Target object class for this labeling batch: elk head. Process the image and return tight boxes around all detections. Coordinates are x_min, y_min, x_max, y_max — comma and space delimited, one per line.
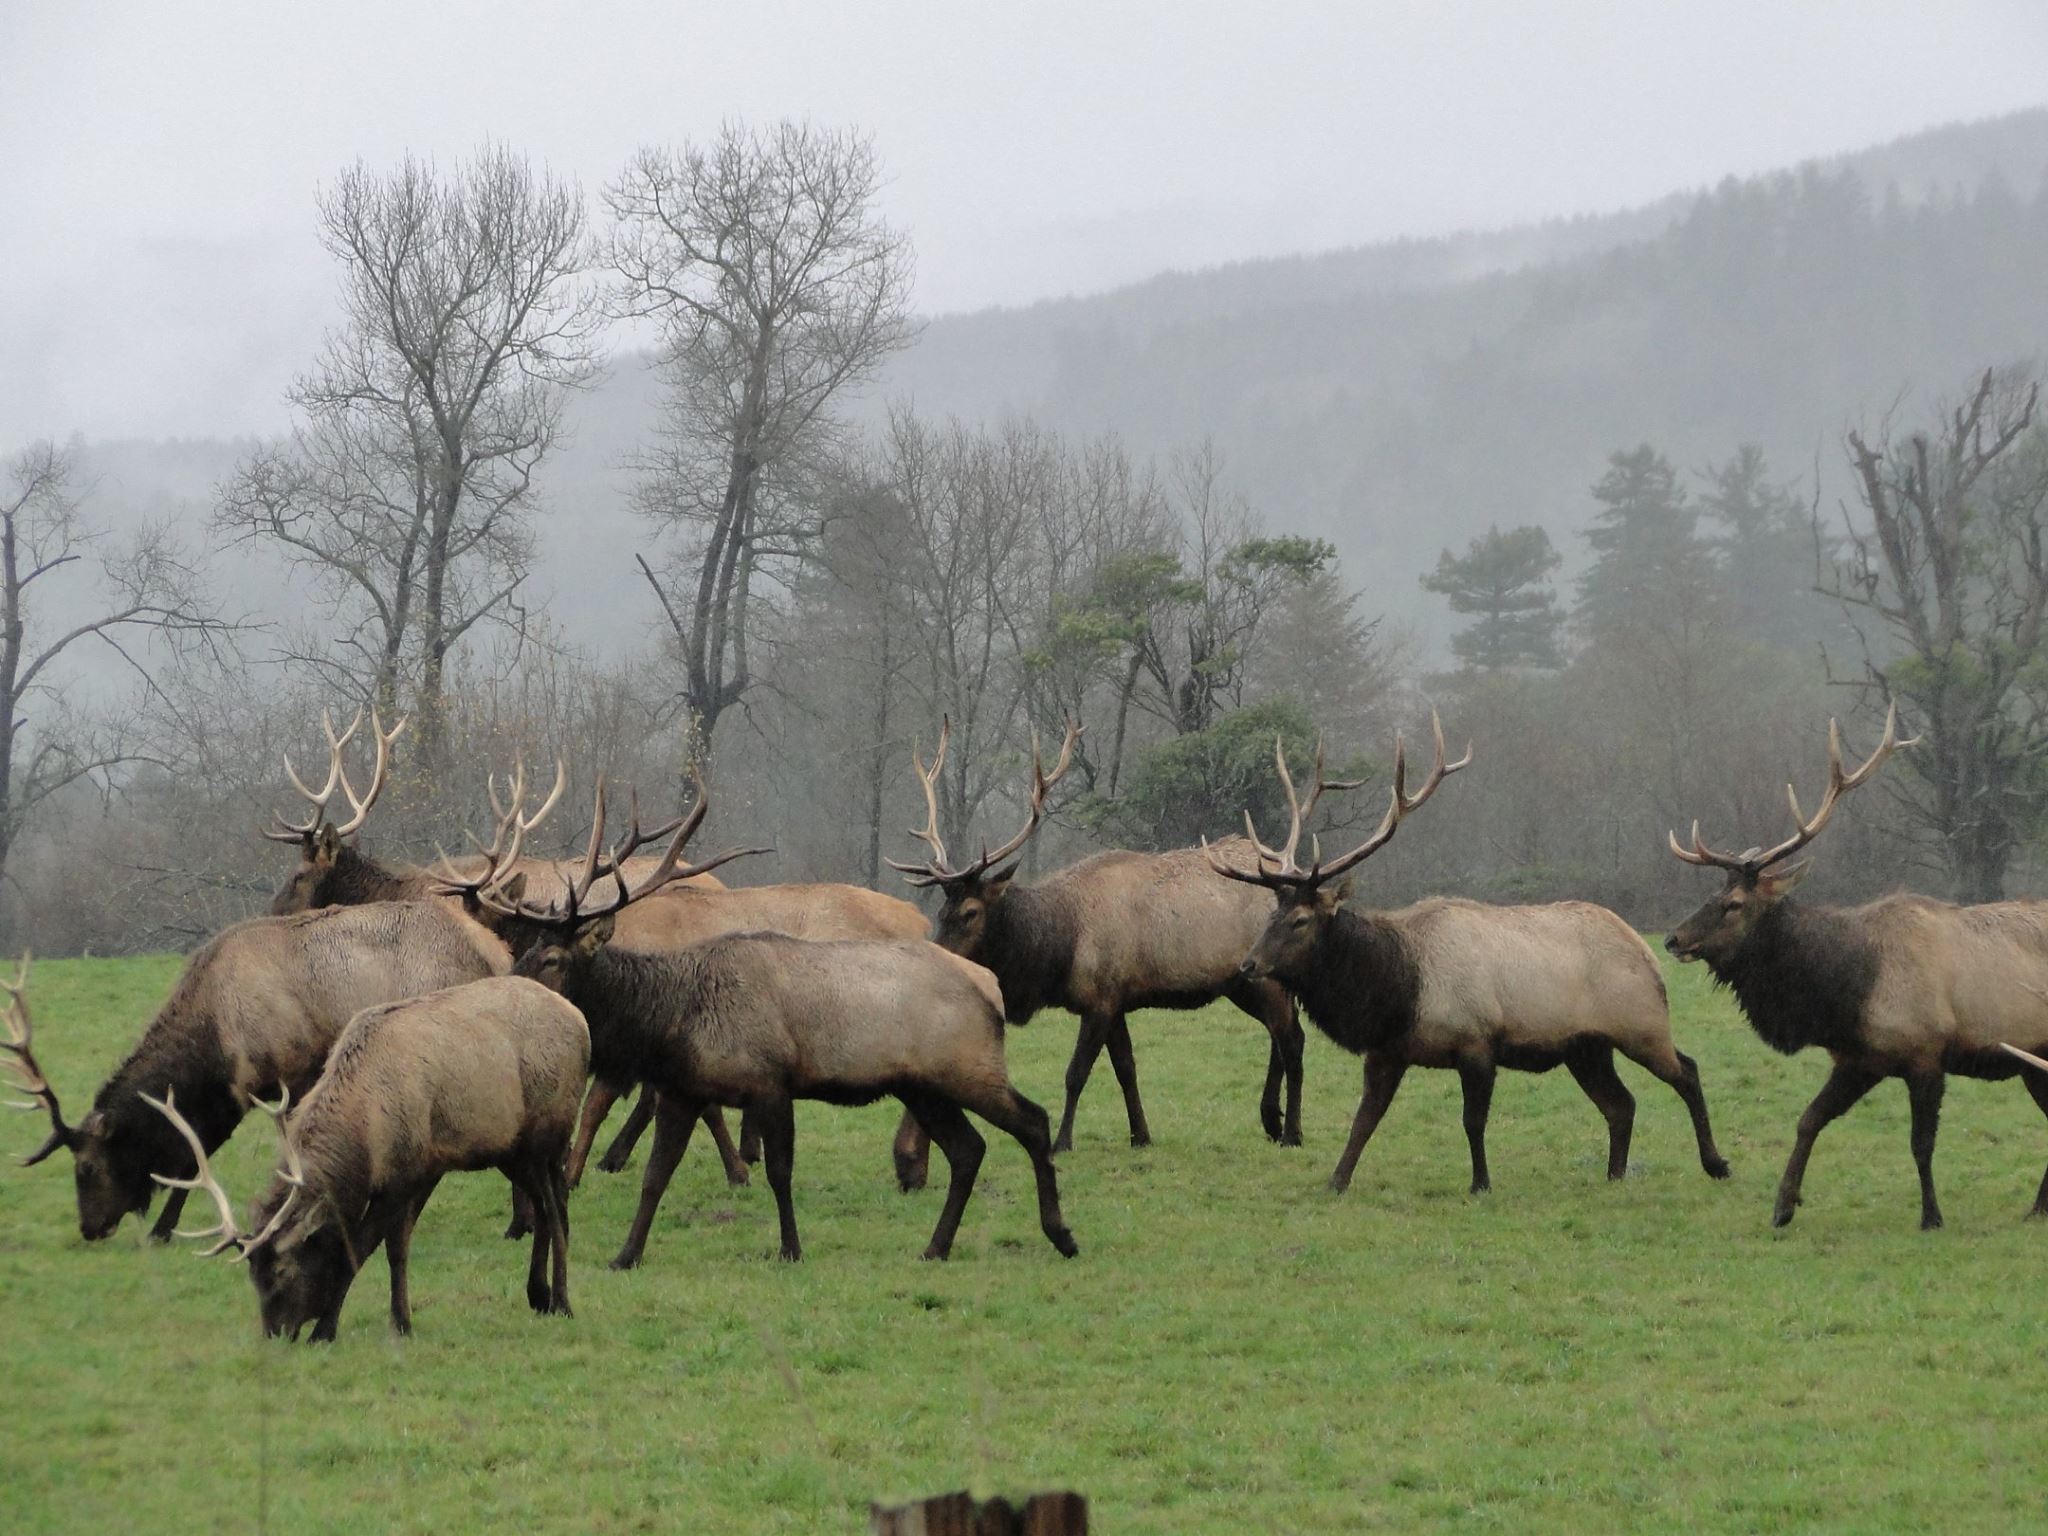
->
264, 708, 407, 914
142, 1087, 338, 1339
439, 767, 763, 979
887, 717, 1081, 959
0, 956, 127, 1238
1209, 719, 1469, 984
1666, 705, 1914, 966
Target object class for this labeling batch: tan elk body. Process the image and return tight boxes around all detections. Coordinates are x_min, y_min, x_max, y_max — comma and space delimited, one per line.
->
149, 975, 588, 1340
1216, 724, 1728, 1196
1667, 706, 2048, 1228
5, 901, 509, 1241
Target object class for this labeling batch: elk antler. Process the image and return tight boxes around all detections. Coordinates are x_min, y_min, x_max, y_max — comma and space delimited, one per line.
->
1668, 702, 1916, 875
140, 1086, 304, 1259
1, 954, 76, 1165
430, 757, 570, 899
888, 717, 1081, 888
1209, 715, 1469, 891
264, 707, 408, 844
471, 769, 768, 927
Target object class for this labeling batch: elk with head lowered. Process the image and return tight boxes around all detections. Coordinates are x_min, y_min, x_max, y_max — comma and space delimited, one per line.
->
1667, 705, 2048, 1230
3, 899, 511, 1243
143, 969, 589, 1341
456, 776, 1077, 1268
1213, 721, 1729, 1197
887, 717, 1310, 1185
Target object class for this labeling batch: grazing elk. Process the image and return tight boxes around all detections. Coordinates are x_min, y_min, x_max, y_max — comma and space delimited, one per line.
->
1667, 705, 2048, 1231
457, 779, 1077, 1268
887, 719, 1308, 1185
1213, 723, 1729, 1197
3, 902, 510, 1242
263, 708, 729, 915
146, 973, 588, 1340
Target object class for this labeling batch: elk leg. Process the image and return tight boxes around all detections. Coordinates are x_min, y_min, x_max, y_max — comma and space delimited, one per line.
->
148, 1185, 191, 1244
1622, 1045, 1731, 1179
610, 1093, 701, 1271
1054, 1011, 1114, 1153
755, 1096, 802, 1262
596, 1086, 655, 1174
385, 1179, 436, 1335
702, 1107, 751, 1187
967, 1085, 1079, 1257
1329, 1054, 1407, 1194
567, 1078, 625, 1186
901, 1092, 986, 1261
521, 1169, 554, 1314
1227, 977, 1303, 1145
1565, 1042, 1636, 1180
1459, 1061, 1496, 1194
536, 1161, 572, 1316
1906, 1069, 1945, 1232
893, 1108, 933, 1193
504, 1184, 535, 1241
739, 1107, 764, 1166
2020, 1069, 2048, 1216
1103, 1016, 1152, 1148
1773, 1062, 1880, 1227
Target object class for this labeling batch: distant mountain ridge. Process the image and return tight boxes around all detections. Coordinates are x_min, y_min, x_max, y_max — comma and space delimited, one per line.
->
64, 108, 2048, 662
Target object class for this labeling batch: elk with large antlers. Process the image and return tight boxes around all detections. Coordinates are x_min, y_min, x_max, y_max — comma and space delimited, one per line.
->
458, 776, 1076, 1267
145, 971, 588, 1341
1667, 705, 2048, 1230
4, 900, 512, 1242
1215, 720, 1729, 1198
887, 717, 1311, 1181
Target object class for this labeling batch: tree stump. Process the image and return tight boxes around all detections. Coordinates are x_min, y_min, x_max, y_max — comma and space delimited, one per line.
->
868, 1489, 1088, 1535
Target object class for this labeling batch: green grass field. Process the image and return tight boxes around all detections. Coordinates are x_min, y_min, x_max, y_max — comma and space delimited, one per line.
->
4, 952, 2048, 1533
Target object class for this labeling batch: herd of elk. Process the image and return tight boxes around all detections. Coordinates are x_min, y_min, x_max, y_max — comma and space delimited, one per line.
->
1667, 704, 2048, 1230
1210, 722, 1729, 1197
885, 717, 1310, 1189
18, 689, 2048, 1350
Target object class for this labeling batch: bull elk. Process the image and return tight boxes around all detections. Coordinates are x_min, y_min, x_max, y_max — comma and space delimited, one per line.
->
456, 781, 1077, 1268
1213, 722, 1729, 1197
145, 973, 588, 1340
1667, 705, 2048, 1230
887, 718, 1308, 1184
4, 902, 510, 1242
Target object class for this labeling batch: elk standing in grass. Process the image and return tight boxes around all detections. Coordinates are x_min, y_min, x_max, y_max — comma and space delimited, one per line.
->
1667, 706, 2048, 1230
887, 719, 1307, 1186
458, 778, 1077, 1268
145, 972, 588, 1340
3, 902, 510, 1242
1214, 723, 1729, 1197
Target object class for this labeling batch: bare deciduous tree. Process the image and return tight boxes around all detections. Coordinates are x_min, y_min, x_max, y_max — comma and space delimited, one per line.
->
1827, 366, 2046, 901
0, 442, 236, 939
608, 121, 916, 757
218, 145, 601, 768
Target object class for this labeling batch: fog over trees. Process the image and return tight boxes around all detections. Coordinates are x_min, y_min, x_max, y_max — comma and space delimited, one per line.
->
11, 111, 2048, 953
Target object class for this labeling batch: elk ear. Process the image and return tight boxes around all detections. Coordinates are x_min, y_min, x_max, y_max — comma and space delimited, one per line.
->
1758, 859, 1811, 898
312, 824, 342, 866
984, 866, 1018, 897
1329, 877, 1356, 906
572, 912, 616, 957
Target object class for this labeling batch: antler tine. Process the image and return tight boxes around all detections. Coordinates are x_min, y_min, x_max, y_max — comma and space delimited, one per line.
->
0, 953, 74, 1162
886, 717, 957, 884
140, 1088, 249, 1259
329, 709, 407, 837
1202, 832, 1286, 887
973, 716, 1083, 874
1270, 735, 1308, 870
239, 1088, 306, 1249
1313, 712, 1470, 883
1758, 703, 1915, 870
270, 707, 362, 841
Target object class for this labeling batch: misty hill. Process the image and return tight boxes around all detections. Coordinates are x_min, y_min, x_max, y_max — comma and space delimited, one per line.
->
58, 109, 2048, 661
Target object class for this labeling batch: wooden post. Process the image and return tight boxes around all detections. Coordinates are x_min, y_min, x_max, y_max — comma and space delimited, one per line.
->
868, 1489, 1088, 1535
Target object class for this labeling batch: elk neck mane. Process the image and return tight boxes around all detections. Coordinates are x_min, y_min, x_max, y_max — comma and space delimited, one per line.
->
978, 877, 1080, 1021
326, 843, 432, 904
1704, 897, 1879, 1056
571, 943, 723, 1083
1288, 906, 1421, 1055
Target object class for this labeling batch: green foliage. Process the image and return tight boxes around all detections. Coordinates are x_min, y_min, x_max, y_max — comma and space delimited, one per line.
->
1085, 697, 1369, 851
1421, 524, 1566, 671
14, 955, 2048, 1533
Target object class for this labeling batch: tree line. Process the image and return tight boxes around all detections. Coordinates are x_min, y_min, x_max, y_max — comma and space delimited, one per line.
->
5, 125, 2044, 953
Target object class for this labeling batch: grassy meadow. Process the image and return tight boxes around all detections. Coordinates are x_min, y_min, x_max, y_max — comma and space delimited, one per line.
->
4, 950, 2048, 1533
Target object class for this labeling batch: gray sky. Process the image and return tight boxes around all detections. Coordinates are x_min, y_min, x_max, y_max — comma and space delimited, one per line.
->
3, 0, 2045, 443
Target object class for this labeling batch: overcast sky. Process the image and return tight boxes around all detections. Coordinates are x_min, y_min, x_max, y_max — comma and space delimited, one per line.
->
3, 0, 2045, 444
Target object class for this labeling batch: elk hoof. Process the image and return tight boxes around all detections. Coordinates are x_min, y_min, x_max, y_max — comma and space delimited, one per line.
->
1326, 1176, 1352, 1196
1129, 1131, 1152, 1149
596, 1151, 631, 1174
919, 1245, 950, 1262
1051, 1133, 1074, 1155
1278, 1130, 1303, 1148
1469, 1179, 1491, 1196
607, 1252, 642, 1272
1049, 1227, 1079, 1258
777, 1246, 802, 1263
1704, 1157, 1732, 1180
1920, 1212, 1944, 1232
1770, 1205, 1797, 1229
